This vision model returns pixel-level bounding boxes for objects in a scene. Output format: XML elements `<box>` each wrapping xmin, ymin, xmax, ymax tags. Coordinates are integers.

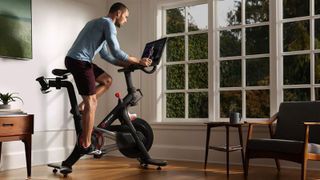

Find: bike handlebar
<box><xmin>36</xmin><ymin>76</ymin><xmax>51</xmax><ymax>93</ymax></box>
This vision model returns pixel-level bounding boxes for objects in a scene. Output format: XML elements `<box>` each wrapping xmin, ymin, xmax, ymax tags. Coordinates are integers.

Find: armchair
<box><xmin>244</xmin><ymin>101</ymin><xmax>320</xmax><ymax>180</ymax></box>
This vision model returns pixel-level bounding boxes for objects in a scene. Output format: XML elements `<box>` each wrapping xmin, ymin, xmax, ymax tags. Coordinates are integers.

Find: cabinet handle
<box><xmin>2</xmin><ymin>123</ymin><xmax>14</xmax><ymax>127</ymax></box>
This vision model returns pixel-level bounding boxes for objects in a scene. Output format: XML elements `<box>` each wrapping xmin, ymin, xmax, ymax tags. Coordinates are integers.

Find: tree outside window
<box><xmin>282</xmin><ymin>0</ymin><xmax>319</xmax><ymax>102</ymax></box>
<box><xmin>218</xmin><ymin>0</ymin><xmax>270</xmax><ymax>119</ymax></box>
<box><xmin>162</xmin><ymin>0</ymin><xmax>320</xmax><ymax>121</ymax></box>
<box><xmin>165</xmin><ymin>4</ymin><xmax>208</xmax><ymax>120</ymax></box>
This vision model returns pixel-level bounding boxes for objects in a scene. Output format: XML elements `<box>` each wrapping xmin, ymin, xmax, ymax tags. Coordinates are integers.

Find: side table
<box><xmin>204</xmin><ymin>122</ymin><xmax>245</xmax><ymax>176</ymax></box>
<box><xmin>0</xmin><ymin>114</ymin><xmax>34</xmax><ymax>177</ymax></box>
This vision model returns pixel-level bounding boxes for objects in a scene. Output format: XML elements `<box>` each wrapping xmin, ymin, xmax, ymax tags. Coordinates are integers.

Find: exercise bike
<box><xmin>36</xmin><ymin>64</ymin><xmax>167</xmax><ymax>177</ymax></box>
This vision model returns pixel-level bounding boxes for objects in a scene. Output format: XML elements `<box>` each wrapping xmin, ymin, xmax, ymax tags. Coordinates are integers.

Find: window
<box><xmin>282</xmin><ymin>0</ymin><xmax>320</xmax><ymax>101</ymax></box>
<box><xmin>164</xmin><ymin>3</ymin><xmax>209</xmax><ymax>120</ymax></box>
<box><xmin>159</xmin><ymin>0</ymin><xmax>320</xmax><ymax>122</ymax></box>
<box><xmin>218</xmin><ymin>0</ymin><xmax>270</xmax><ymax>119</ymax></box>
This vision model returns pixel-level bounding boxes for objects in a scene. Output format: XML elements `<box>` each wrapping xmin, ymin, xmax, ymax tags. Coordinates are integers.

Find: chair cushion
<box><xmin>248</xmin><ymin>139</ymin><xmax>320</xmax><ymax>154</ymax></box>
<box><xmin>247</xmin><ymin>138</ymin><xmax>304</xmax><ymax>154</ymax></box>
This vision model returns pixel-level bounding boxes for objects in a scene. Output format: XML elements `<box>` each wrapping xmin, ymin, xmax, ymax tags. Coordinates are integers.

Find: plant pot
<box><xmin>0</xmin><ymin>104</ymin><xmax>11</xmax><ymax>109</ymax></box>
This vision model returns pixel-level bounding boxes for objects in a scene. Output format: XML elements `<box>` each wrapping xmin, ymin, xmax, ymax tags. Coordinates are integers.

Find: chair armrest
<box><xmin>245</xmin><ymin>120</ymin><xmax>273</xmax><ymax>125</ymax></box>
<box><xmin>303</xmin><ymin>121</ymin><xmax>320</xmax><ymax>154</ymax></box>
<box><xmin>304</xmin><ymin>122</ymin><xmax>320</xmax><ymax>126</ymax></box>
<box><xmin>245</xmin><ymin>113</ymin><xmax>278</xmax><ymax>141</ymax></box>
<box><xmin>245</xmin><ymin>112</ymin><xmax>278</xmax><ymax>125</ymax></box>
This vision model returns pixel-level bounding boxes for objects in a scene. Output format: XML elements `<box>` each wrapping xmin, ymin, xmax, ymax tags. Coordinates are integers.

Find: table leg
<box><xmin>238</xmin><ymin>126</ymin><xmax>245</xmax><ymax>172</ymax></box>
<box><xmin>23</xmin><ymin>135</ymin><xmax>32</xmax><ymax>177</ymax></box>
<box><xmin>204</xmin><ymin>125</ymin><xmax>211</xmax><ymax>169</ymax></box>
<box><xmin>226</xmin><ymin>126</ymin><xmax>229</xmax><ymax>176</ymax></box>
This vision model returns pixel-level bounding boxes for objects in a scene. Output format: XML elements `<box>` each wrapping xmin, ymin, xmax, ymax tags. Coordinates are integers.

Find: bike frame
<box><xmin>36</xmin><ymin>65</ymin><xmax>155</xmax><ymax>168</ymax></box>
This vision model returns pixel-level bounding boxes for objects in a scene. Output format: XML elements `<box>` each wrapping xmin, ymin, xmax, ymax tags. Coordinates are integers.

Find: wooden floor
<box><xmin>0</xmin><ymin>156</ymin><xmax>319</xmax><ymax>180</ymax></box>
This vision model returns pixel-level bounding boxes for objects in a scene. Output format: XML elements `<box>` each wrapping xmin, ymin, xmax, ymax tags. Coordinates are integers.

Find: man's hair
<box><xmin>109</xmin><ymin>2</ymin><xmax>128</xmax><ymax>14</ymax></box>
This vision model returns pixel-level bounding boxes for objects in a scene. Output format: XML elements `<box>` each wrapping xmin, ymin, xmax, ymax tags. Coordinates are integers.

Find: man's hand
<box><xmin>139</xmin><ymin>58</ymin><xmax>152</xmax><ymax>67</ymax></box>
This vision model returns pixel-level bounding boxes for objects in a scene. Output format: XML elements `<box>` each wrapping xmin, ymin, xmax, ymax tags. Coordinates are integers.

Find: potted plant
<box><xmin>0</xmin><ymin>92</ymin><xmax>23</xmax><ymax>109</ymax></box>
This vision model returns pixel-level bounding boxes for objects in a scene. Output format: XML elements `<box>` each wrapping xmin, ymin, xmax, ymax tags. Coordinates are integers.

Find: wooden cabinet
<box><xmin>0</xmin><ymin>114</ymin><xmax>34</xmax><ymax>177</ymax></box>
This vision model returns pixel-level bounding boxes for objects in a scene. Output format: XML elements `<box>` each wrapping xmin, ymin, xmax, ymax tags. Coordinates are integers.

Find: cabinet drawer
<box><xmin>0</xmin><ymin>115</ymin><xmax>33</xmax><ymax>136</ymax></box>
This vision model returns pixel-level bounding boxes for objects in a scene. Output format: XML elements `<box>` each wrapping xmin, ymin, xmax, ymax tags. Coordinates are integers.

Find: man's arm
<box><xmin>103</xmin><ymin>21</ymin><xmax>152</xmax><ymax>67</ymax></box>
<box><xmin>115</xmin><ymin>56</ymin><xmax>152</xmax><ymax>67</ymax></box>
<box><xmin>99</xmin><ymin>43</ymin><xmax>152</xmax><ymax>67</ymax></box>
<box><xmin>127</xmin><ymin>56</ymin><xmax>152</xmax><ymax>66</ymax></box>
<box><xmin>104</xmin><ymin>21</ymin><xmax>129</xmax><ymax>61</ymax></box>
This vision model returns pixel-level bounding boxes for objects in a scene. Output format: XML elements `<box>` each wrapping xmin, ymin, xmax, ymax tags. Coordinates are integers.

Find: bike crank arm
<box><xmin>100</xmin><ymin>144</ymin><xmax>119</xmax><ymax>154</ymax></box>
<box><xmin>94</xmin><ymin>127</ymin><xmax>116</xmax><ymax>140</ymax></box>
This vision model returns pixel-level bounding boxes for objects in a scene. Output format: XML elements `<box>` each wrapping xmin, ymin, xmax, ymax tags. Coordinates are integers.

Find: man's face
<box><xmin>115</xmin><ymin>9</ymin><xmax>129</xmax><ymax>28</ymax></box>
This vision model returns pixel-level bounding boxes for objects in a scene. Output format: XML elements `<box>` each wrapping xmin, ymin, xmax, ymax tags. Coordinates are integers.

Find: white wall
<box><xmin>0</xmin><ymin>0</ymin><xmax>108</xmax><ymax>170</ymax></box>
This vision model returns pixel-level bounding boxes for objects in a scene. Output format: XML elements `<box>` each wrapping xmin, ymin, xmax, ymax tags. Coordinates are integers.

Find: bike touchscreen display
<box><xmin>141</xmin><ymin>37</ymin><xmax>167</xmax><ymax>66</ymax></box>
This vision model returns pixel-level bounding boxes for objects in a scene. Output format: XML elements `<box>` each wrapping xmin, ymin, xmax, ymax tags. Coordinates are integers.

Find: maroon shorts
<box><xmin>65</xmin><ymin>56</ymin><xmax>105</xmax><ymax>96</ymax></box>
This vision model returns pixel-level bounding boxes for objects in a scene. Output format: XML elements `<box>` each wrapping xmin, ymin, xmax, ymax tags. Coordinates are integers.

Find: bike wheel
<box><xmin>109</xmin><ymin>118</ymin><xmax>154</xmax><ymax>158</ymax></box>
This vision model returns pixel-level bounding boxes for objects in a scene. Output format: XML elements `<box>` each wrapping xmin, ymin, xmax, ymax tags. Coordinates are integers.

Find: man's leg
<box><xmin>95</xmin><ymin>72</ymin><xmax>112</xmax><ymax>98</ymax></box>
<box><xmin>81</xmin><ymin>95</ymin><xmax>97</xmax><ymax>148</ymax></box>
<box><xmin>79</xmin><ymin>73</ymin><xmax>112</xmax><ymax>111</ymax></box>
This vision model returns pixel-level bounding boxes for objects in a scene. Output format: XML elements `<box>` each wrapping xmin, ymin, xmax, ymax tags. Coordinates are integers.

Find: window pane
<box><xmin>283</xmin><ymin>55</ymin><xmax>310</xmax><ymax>85</ymax></box>
<box><xmin>189</xmin><ymin>33</ymin><xmax>208</xmax><ymax>60</ymax></box>
<box><xmin>167</xmin><ymin>36</ymin><xmax>185</xmax><ymax>62</ymax></box>
<box><xmin>246</xmin><ymin>90</ymin><xmax>270</xmax><ymax>118</ymax></box>
<box><xmin>246</xmin><ymin>25</ymin><xmax>269</xmax><ymax>55</ymax></box>
<box><xmin>187</xmin><ymin>4</ymin><xmax>208</xmax><ymax>31</ymax></box>
<box><xmin>283</xmin><ymin>20</ymin><xmax>310</xmax><ymax>52</ymax></box>
<box><xmin>220</xmin><ymin>29</ymin><xmax>241</xmax><ymax>57</ymax></box>
<box><xmin>316</xmin><ymin>0</ymin><xmax>320</xmax><ymax>14</ymax></box>
<box><xmin>245</xmin><ymin>0</ymin><xmax>269</xmax><ymax>24</ymax></box>
<box><xmin>246</xmin><ymin>58</ymin><xmax>269</xmax><ymax>86</ymax></box>
<box><xmin>166</xmin><ymin>7</ymin><xmax>185</xmax><ymax>34</ymax></box>
<box><xmin>189</xmin><ymin>63</ymin><xmax>208</xmax><ymax>89</ymax></box>
<box><xmin>283</xmin><ymin>0</ymin><xmax>309</xmax><ymax>19</ymax></box>
<box><xmin>220</xmin><ymin>60</ymin><xmax>242</xmax><ymax>87</ymax></box>
<box><xmin>189</xmin><ymin>92</ymin><xmax>208</xmax><ymax>118</ymax></box>
<box><xmin>283</xmin><ymin>88</ymin><xmax>310</xmax><ymax>101</ymax></box>
<box><xmin>167</xmin><ymin>64</ymin><xmax>185</xmax><ymax>90</ymax></box>
<box><xmin>217</xmin><ymin>0</ymin><xmax>241</xmax><ymax>27</ymax></box>
<box><xmin>316</xmin><ymin>19</ymin><xmax>320</xmax><ymax>49</ymax></box>
<box><xmin>220</xmin><ymin>91</ymin><xmax>242</xmax><ymax>118</ymax></box>
<box><xmin>316</xmin><ymin>54</ymin><xmax>320</xmax><ymax>84</ymax></box>
<box><xmin>166</xmin><ymin>93</ymin><xmax>185</xmax><ymax>118</ymax></box>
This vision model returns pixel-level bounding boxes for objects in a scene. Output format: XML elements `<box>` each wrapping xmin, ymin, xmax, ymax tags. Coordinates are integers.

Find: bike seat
<box><xmin>52</xmin><ymin>69</ymin><xmax>70</xmax><ymax>76</ymax></box>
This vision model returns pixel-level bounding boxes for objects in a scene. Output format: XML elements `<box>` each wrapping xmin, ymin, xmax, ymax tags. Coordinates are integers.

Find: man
<box><xmin>65</xmin><ymin>2</ymin><xmax>152</xmax><ymax>155</ymax></box>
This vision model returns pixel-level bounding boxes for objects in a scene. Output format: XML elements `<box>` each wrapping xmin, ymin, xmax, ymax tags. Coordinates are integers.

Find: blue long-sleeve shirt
<box><xmin>67</xmin><ymin>17</ymin><xmax>129</xmax><ymax>64</ymax></box>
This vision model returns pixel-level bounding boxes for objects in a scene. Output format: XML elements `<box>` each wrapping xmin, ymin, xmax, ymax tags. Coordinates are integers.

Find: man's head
<box><xmin>108</xmin><ymin>2</ymin><xmax>129</xmax><ymax>28</ymax></box>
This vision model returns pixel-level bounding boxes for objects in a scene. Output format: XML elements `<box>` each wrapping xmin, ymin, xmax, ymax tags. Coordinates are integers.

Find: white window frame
<box><xmin>157</xmin><ymin>0</ymin><xmax>212</xmax><ymax>123</ymax></box>
<box><xmin>280</xmin><ymin>0</ymin><xmax>320</xmax><ymax>101</ymax></box>
<box><xmin>155</xmin><ymin>0</ymin><xmax>320</xmax><ymax>123</ymax></box>
<box><xmin>216</xmin><ymin>0</ymin><xmax>272</xmax><ymax>121</ymax></box>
